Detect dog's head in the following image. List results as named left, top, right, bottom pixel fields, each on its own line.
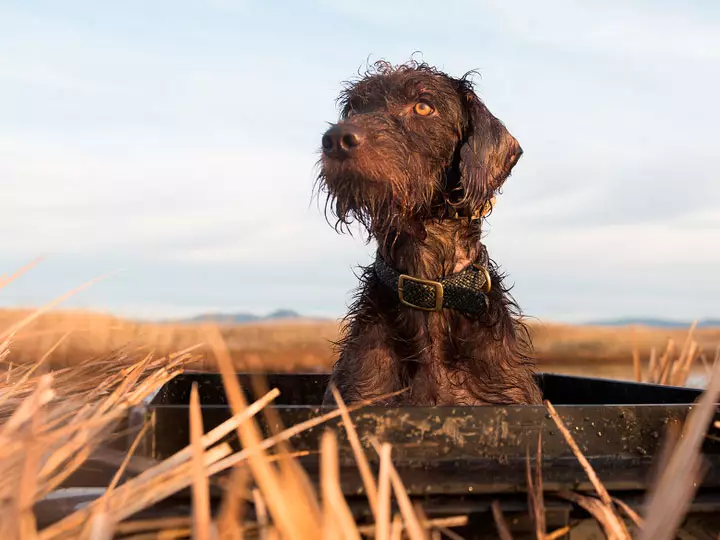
left=317, top=60, right=522, bottom=238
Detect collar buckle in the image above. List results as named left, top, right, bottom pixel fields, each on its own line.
left=472, top=263, right=492, bottom=293
left=398, top=274, right=444, bottom=312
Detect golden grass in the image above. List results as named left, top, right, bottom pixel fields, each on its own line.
left=0, top=261, right=718, bottom=538
left=0, top=348, right=720, bottom=540
left=1, top=308, right=719, bottom=377
left=0, top=304, right=718, bottom=538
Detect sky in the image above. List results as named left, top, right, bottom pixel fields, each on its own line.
left=0, top=0, right=719, bottom=323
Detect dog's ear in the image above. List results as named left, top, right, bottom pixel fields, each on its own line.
left=457, top=91, right=523, bottom=211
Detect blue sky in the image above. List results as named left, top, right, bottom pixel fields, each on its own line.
left=0, top=1, right=718, bottom=322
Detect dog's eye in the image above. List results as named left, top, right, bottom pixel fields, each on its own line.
left=413, top=102, right=435, bottom=116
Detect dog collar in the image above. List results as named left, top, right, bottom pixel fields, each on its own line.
left=373, top=245, right=492, bottom=313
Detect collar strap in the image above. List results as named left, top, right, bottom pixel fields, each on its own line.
left=373, top=246, right=492, bottom=313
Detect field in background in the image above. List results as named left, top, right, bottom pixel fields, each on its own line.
left=4, top=310, right=717, bottom=539
left=3, top=308, right=719, bottom=386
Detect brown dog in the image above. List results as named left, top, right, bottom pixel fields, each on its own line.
left=316, top=60, right=542, bottom=406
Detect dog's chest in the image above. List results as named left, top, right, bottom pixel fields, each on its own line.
left=425, top=316, right=445, bottom=364
left=406, top=316, right=487, bottom=405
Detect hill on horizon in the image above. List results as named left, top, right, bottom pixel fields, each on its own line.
left=3, top=306, right=715, bottom=329
left=184, top=309, right=302, bottom=324
left=170, top=309, right=720, bottom=329
left=584, top=317, right=720, bottom=328
left=174, top=310, right=720, bottom=328
left=180, top=309, right=329, bottom=324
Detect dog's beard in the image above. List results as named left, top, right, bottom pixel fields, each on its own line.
left=317, top=159, right=441, bottom=243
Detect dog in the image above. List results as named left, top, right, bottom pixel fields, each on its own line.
left=316, top=60, right=542, bottom=407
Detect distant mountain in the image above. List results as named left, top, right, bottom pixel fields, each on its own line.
left=174, top=312, right=720, bottom=328
left=585, top=318, right=720, bottom=328
left=185, top=309, right=303, bottom=324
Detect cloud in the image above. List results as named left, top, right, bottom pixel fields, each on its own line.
left=0, top=1, right=717, bottom=320
left=482, top=221, right=720, bottom=322
left=319, top=0, right=720, bottom=62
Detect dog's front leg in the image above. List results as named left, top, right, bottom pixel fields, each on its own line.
left=322, top=327, right=403, bottom=407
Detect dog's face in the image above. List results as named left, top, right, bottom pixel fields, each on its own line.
left=317, top=61, right=522, bottom=238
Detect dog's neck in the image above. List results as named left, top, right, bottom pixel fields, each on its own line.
left=377, top=219, right=483, bottom=279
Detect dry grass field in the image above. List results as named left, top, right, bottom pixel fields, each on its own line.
left=1, top=307, right=719, bottom=539
left=2, top=308, right=718, bottom=386
left=0, top=270, right=717, bottom=537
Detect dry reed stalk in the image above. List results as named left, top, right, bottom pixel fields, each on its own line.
left=214, top=467, right=249, bottom=540
left=250, top=375, right=323, bottom=536
left=39, top=442, right=234, bottom=540
left=320, top=430, right=360, bottom=540
left=26, top=350, right=242, bottom=533
left=0, top=299, right=223, bottom=539
left=657, top=339, right=675, bottom=385
left=206, top=389, right=408, bottom=475
left=0, top=346, right=198, bottom=425
left=438, top=525, right=465, bottom=540
left=84, top=420, right=152, bottom=539
left=412, top=502, right=429, bottom=535
left=545, top=524, right=575, bottom=540
left=491, top=501, right=513, bottom=540
left=115, top=517, right=192, bottom=536
left=700, top=354, right=712, bottom=378
left=376, top=442, right=393, bottom=540
left=107, top=421, right=151, bottom=497
left=1, top=373, right=55, bottom=437
left=368, top=438, right=426, bottom=540
left=330, top=384, right=379, bottom=520
left=85, top=513, right=114, bottom=540
left=680, top=320, right=698, bottom=358
left=544, top=401, right=612, bottom=505
left=525, top=432, right=545, bottom=539
left=253, top=489, right=268, bottom=540
left=357, top=517, right=468, bottom=536
left=16, top=393, right=44, bottom=540
left=671, top=340, right=698, bottom=387
left=131, top=387, right=279, bottom=482
left=557, top=491, right=629, bottom=540
left=0, top=256, right=43, bottom=291
left=667, top=321, right=698, bottom=386
left=647, top=346, right=657, bottom=384
left=0, top=368, right=174, bottom=496
left=203, top=324, right=320, bottom=539
left=638, top=354, right=720, bottom=540
left=611, top=497, right=643, bottom=529
left=2, top=331, right=73, bottom=400
left=123, top=528, right=190, bottom=540
left=544, top=400, right=630, bottom=538
left=0, top=272, right=119, bottom=343
left=190, top=384, right=212, bottom=540
left=390, top=514, right=403, bottom=540
left=84, top=511, right=113, bottom=540
left=632, top=328, right=641, bottom=383
left=37, top=367, right=188, bottom=499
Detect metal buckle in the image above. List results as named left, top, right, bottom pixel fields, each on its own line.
left=398, top=275, right=444, bottom=312
left=472, top=264, right=492, bottom=293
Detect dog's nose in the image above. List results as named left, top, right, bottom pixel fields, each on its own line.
left=322, top=124, right=364, bottom=157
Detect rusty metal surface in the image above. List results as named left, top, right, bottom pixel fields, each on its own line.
left=40, top=371, right=718, bottom=536
left=130, top=372, right=720, bottom=497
